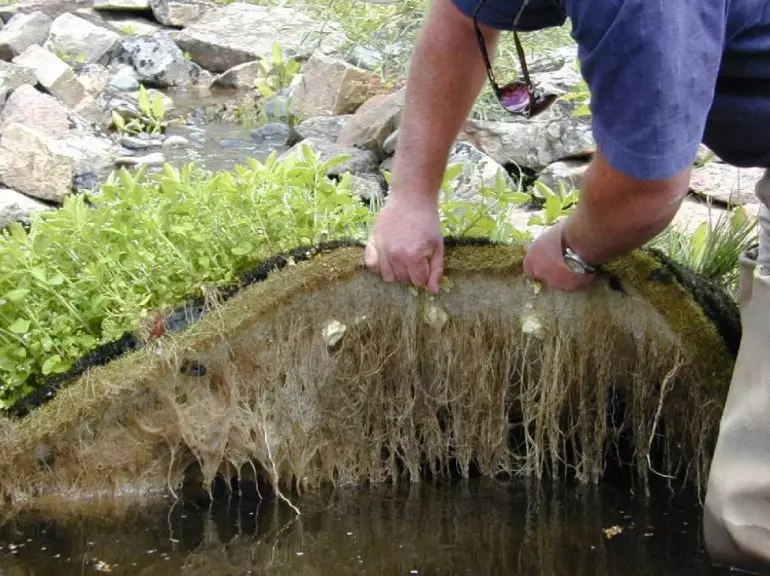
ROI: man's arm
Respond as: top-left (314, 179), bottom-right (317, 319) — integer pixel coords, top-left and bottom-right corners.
top-left (389, 0), bottom-right (499, 208)
top-left (562, 150), bottom-right (691, 266)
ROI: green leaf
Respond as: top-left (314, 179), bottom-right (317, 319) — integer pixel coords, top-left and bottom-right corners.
top-left (137, 85), bottom-right (151, 115)
top-left (272, 42), bottom-right (283, 66)
top-left (443, 163), bottom-right (464, 184)
top-left (3, 288), bottom-right (28, 302)
top-left (152, 93), bottom-right (165, 120)
top-left (8, 318), bottom-right (30, 334)
top-left (111, 110), bottom-right (126, 131)
top-left (231, 241), bottom-right (254, 256)
top-left (573, 103), bottom-right (592, 117)
top-left (29, 267), bottom-right (46, 283)
top-left (544, 192), bottom-right (562, 224)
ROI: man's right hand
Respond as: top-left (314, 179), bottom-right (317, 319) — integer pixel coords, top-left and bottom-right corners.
top-left (364, 193), bottom-right (444, 295)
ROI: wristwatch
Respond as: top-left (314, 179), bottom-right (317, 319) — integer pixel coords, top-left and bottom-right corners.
top-left (561, 231), bottom-right (598, 275)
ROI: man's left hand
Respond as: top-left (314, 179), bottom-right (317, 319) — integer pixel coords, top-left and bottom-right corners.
top-left (523, 220), bottom-right (596, 292)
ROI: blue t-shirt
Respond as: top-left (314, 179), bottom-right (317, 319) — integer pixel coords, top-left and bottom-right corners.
top-left (452, 0), bottom-right (770, 180)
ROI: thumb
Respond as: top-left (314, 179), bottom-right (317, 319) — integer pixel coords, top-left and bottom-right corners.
top-left (427, 240), bottom-right (444, 295)
top-left (364, 237), bottom-right (379, 272)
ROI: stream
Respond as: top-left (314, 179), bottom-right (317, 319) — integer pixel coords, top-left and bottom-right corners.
top-left (0, 474), bottom-right (737, 575)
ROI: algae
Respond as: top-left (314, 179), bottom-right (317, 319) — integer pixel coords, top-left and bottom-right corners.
top-left (0, 239), bottom-right (738, 513)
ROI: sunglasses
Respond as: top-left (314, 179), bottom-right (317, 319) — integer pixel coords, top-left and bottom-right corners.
top-left (473, 0), bottom-right (558, 118)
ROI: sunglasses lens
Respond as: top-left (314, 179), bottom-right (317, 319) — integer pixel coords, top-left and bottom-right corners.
top-left (498, 82), bottom-right (531, 114)
top-left (530, 92), bottom-right (558, 118)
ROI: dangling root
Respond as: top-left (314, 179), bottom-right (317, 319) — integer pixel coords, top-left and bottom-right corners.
top-left (0, 241), bottom-right (736, 513)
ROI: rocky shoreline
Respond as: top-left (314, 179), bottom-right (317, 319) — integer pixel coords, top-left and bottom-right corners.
top-left (0, 0), bottom-right (763, 231)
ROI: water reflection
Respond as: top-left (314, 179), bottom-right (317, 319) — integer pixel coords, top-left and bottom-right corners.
top-left (0, 476), bottom-right (730, 575)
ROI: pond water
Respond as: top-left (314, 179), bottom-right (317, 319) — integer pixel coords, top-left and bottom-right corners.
top-left (0, 473), bottom-right (737, 575)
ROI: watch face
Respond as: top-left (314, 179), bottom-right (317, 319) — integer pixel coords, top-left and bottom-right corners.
top-left (564, 254), bottom-right (588, 274)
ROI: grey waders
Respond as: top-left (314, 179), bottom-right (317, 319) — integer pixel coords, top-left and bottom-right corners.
top-left (704, 170), bottom-right (770, 573)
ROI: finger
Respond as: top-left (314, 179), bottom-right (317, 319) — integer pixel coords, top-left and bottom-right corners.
top-left (427, 243), bottom-right (444, 295)
top-left (379, 253), bottom-right (397, 283)
top-left (407, 257), bottom-right (431, 288)
top-left (364, 239), bottom-right (379, 273)
top-left (389, 257), bottom-right (412, 285)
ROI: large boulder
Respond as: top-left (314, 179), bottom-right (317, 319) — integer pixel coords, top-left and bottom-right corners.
top-left (112, 31), bottom-right (190, 88)
top-left (337, 88), bottom-right (405, 157)
top-left (459, 116), bottom-right (595, 171)
top-left (288, 51), bottom-right (385, 120)
top-left (174, 3), bottom-right (345, 72)
top-left (93, 0), bottom-right (151, 9)
top-left (295, 115), bottom-right (350, 143)
top-left (149, 0), bottom-right (212, 27)
top-left (0, 123), bottom-right (74, 203)
top-left (42, 12), bottom-right (121, 65)
top-left (278, 137), bottom-right (378, 177)
top-left (0, 11), bottom-right (52, 60)
top-left (0, 84), bottom-right (70, 138)
top-left (689, 162), bottom-right (765, 207)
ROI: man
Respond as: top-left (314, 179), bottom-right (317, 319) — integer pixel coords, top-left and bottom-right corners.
top-left (363, 0), bottom-right (770, 571)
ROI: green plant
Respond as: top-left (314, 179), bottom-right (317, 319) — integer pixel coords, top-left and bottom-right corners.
top-left (52, 48), bottom-right (86, 65)
top-left (648, 205), bottom-right (758, 296)
top-left (254, 43), bottom-right (302, 98)
top-left (527, 180), bottom-right (579, 226)
top-left (111, 85), bottom-right (167, 136)
top-left (120, 23), bottom-right (137, 36)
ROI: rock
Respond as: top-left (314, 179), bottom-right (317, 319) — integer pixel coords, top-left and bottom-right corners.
top-left (346, 46), bottom-right (384, 71)
top-left (1, 84), bottom-right (70, 138)
top-left (380, 156), bottom-right (394, 173)
top-left (689, 163), bottom-right (765, 207)
top-left (0, 123), bottom-right (73, 202)
top-left (382, 130), bottom-right (397, 155)
top-left (60, 129), bottom-right (118, 175)
top-left (12, 45), bottom-right (99, 123)
top-left (43, 13), bottom-right (121, 65)
top-left (444, 141), bottom-right (516, 202)
top-left (295, 115), bottom-right (350, 142)
top-left (102, 15), bottom-right (161, 36)
top-left (535, 159), bottom-right (590, 192)
top-left (107, 63), bottom-right (139, 91)
top-left (212, 60), bottom-right (263, 90)
top-left (278, 137), bottom-right (378, 177)
top-left (343, 173), bottom-right (383, 202)
top-left (73, 172), bottom-right (100, 192)
top-left (113, 31), bottom-right (190, 88)
top-left (249, 122), bottom-right (300, 147)
top-left (93, 0), bottom-right (150, 10)
top-left (337, 88), bottom-right (405, 156)
top-left (149, 0), bottom-right (211, 27)
top-left (0, 11), bottom-right (52, 60)
top-left (120, 134), bottom-right (162, 149)
top-left (459, 116), bottom-right (595, 171)
top-left (115, 151), bottom-right (165, 166)
top-left (76, 62), bottom-right (110, 96)
top-left (289, 51), bottom-right (384, 120)
top-left (161, 134), bottom-right (189, 149)
top-left (174, 3), bottom-right (345, 73)
top-left (0, 188), bottom-right (51, 228)
top-left (0, 61), bottom-right (37, 105)
top-left (529, 46), bottom-right (582, 94)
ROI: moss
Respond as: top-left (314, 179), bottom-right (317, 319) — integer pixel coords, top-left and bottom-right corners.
top-left (0, 241), bottom-right (738, 513)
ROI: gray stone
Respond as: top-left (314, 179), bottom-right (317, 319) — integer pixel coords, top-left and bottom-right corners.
top-left (102, 15), bottom-right (161, 36)
top-left (93, 0), bottom-right (150, 10)
top-left (149, 0), bottom-right (211, 27)
top-left (0, 188), bottom-right (51, 228)
top-left (43, 13), bottom-right (121, 65)
top-left (249, 122), bottom-right (300, 147)
top-left (535, 159), bottom-right (590, 193)
top-left (382, 130), bottom-right (397, 155)
top-left (459, 116), bottom-right (595, 172)
top-left (61, 128), bottom-right (118, 175)
top-left (689, 163), bottom-right (765, 207)
top-left (161, 134), bottom-right (189, 149)
top-left (295, 115), bottom-right (350, 143)
top-left (76, 62), bottom-right (110, 96)
top-left (344, 173), bottom-right (383, 202)
top-left (107, 64), bottom-right (139, 91)
top-left (115, 151), bottom-right (165, 166)
top-left (445, 141), bottom-right (516, 202)
top-left (0, 61), bottom-right (37, 105)
top-left (0, 123), bottom-right (73, 202)
top-left (113, 31), bottom-right (190, 88)
top-left (1, 84), bottom-right (70, 138)
top-left (0, 11), bottom-right (52, 60)
top-left (289, 51), bottom-right (384, 120)
top-left (212, 60), bottom-right (263, 90)
top-left (347, 45), bottom-right (384, 71)
top-left (174, 3), bottom-right (346, 73)
top-left (278, 137), bottom-right (378, 177)
top-left (120, 134), bottom-right (162, 149)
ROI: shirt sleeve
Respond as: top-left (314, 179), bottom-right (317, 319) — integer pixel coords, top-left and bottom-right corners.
top-left (570, 0), bottom-right (727, 180)
top-left (450, 0), bottom-right (567, 32)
